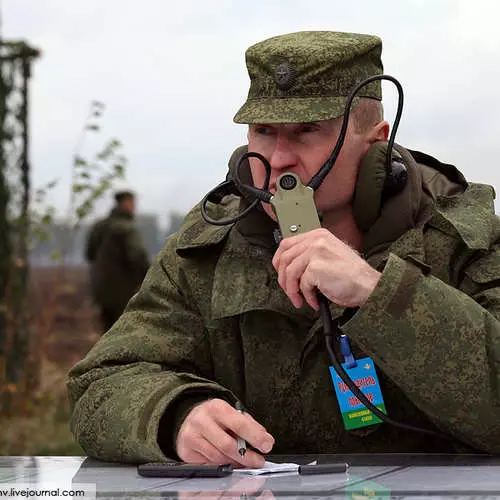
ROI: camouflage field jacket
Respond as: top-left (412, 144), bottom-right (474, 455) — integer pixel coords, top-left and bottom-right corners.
top-left (86, 207), bottom-right (150, 313)
top-left (68, 147), bottom-right (500, 463)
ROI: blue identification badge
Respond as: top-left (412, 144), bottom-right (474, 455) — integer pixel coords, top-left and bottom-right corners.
top-left (329, 356), bottom-right (387, 430)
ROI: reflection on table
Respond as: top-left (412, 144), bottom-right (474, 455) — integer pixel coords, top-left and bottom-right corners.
top-left (1, 454), bottom-right (500, 499)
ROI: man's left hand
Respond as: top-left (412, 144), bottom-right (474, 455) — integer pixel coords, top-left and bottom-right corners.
top-left (272, 228), bottom-right (381, 311)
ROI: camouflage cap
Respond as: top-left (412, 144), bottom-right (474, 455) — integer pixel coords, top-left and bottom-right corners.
top-left (233, 31), bottom-right (383, 124)
top-left (114, 190), bottom-right (135, 203)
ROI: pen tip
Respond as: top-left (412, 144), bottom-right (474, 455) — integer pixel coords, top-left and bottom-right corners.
top-left (239, 449), bottom-right (246, 457)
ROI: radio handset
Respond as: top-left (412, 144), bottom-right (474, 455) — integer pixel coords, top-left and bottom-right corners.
top-left (270, 173), bottom-right (321, 239)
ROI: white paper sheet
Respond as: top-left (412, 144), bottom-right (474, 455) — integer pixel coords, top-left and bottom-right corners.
top-left (234, 460), bottom-right (317, 476)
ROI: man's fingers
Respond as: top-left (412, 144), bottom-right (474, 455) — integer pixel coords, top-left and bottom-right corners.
top-left (300, 268), bottom-right (320, 311)
top-left (198, 410), bottom-right (266, 468)
top-left (184, 450), bottom-right (210, 465)
top-left (214, 406), bottom-right (275, 456)
top-left (272, 233), bottom-right (302, 267)
top-left (280, 253), bottom-right (310, 308)
top-left (193, 437), bottom-right (240, 467)
top-left (274, 239), bottom-right (309, 273)
top-left (176, 398), bottom-right (272, 468)
top-left (195, 415), bottom-right (242, 462)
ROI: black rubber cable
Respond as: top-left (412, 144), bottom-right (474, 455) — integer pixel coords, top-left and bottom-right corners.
top-left (200, 74), bottom-right (403, 225)
top-left (200, 74), bottom-right (453, 441)
top-left (319, 294), bottom-right (451, 440)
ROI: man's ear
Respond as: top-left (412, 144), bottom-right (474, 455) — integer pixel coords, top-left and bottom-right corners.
top-left (366, 120), bottom-right (389, 143)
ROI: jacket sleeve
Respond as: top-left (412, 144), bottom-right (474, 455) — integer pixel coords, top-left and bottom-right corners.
top-left (344, 247), bottom-right (500, 453)
top-left (122, 225), bottom-right (151, 279)
top-left (67, 236), bottom-right (235, 463)
top-left (85, 224), bottom-right (99, 262)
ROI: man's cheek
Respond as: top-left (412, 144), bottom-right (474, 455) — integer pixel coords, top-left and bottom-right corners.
top-left (249, 164), bottom-right (268, 187)
top-left (263, 204), bottom-right (276, 221)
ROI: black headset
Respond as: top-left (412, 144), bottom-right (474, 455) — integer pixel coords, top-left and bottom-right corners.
top-left (201, 74), bottom-right (408, 231)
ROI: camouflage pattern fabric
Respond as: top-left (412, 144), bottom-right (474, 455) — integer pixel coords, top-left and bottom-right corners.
top-left (68, 145), bottom-right (500, 463)
top-left (85, 207), bottom-right (150, 317)
top-left (234, 31), bottom-right (383, 124)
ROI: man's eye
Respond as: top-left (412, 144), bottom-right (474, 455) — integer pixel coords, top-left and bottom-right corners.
top-left (300, 125), bottom-right (317, 133)
top-left (254, 127), bottom-right (274, 135)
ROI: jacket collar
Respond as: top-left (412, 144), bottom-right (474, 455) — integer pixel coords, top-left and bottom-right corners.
top-left (110, 206), bottom-right (133, 220)
top-left (428, 183), bottom-right (495, 251)
top-left (176, 200), bottom-right (236, 252)
top-left (177, 147), bottom-right (496, 320)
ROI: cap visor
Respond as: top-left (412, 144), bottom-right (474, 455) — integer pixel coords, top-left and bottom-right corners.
top-left (233, 96), bottom-right (360, 124)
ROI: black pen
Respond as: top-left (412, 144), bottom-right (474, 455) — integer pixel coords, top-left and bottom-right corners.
top-left (235, 401), bottom-right (247, 456)
top-left (298, 463), bottom-right (349, 475)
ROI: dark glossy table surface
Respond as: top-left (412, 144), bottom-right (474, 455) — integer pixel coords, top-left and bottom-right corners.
top-left (1, 454), bottom-right (500, 499)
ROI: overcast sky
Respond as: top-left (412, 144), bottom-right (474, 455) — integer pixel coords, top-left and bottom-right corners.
top-left (4, 0), bottom-right (500, 225)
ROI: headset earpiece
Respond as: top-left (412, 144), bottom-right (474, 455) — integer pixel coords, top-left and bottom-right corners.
top-left (353, 141), bottom-right (408, 232)
top-left (382, 156), bottom-right (408, 201)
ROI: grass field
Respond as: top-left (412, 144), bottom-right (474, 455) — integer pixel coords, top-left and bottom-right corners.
top-left (0, 266), bottom-right (101, 456)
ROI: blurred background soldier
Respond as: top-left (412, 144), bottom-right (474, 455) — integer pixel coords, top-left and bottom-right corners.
top-left (85, 190), bottom-right (150, 331)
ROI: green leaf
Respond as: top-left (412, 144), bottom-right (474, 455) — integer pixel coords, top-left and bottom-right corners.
top-left (113, 164), bottom-right (124, 176)
top-left (72, 183), bottom-right (91, 193)
top-left (76, 207), bottom-right (87, 218)
top-left (50, 250), bottom-right (61, 261)
top-left (73, 156), bottom-right (87, 167)
top-left (96, 150), bottom-right (112, 161)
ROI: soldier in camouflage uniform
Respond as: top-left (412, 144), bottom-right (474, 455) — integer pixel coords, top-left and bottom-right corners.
top-left (68, 31), bottom-right (500, 465)
top-left (85, 190), bottom-right (150, 331)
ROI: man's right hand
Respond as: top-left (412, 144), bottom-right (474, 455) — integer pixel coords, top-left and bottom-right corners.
top-left (176, 399), bottom-right (275, 468)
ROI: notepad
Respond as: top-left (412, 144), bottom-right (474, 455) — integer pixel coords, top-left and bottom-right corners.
top-left (235, 460), bottom-right (316, 475)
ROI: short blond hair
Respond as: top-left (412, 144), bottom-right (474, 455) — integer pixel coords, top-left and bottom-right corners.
top-left (351, 98), bottom-right (384, 133)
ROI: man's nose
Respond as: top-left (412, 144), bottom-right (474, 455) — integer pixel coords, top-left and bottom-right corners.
top-left (269, 135), bottom-right (298, 171)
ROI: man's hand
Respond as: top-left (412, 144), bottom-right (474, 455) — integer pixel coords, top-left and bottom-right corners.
top-left (176, 399), bottom-right (275, 468)
top-left (272, 228), bottom-right (381, 310)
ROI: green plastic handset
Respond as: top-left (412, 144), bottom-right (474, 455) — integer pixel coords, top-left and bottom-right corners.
top-left (270, 173), bottom-right (321, 238)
